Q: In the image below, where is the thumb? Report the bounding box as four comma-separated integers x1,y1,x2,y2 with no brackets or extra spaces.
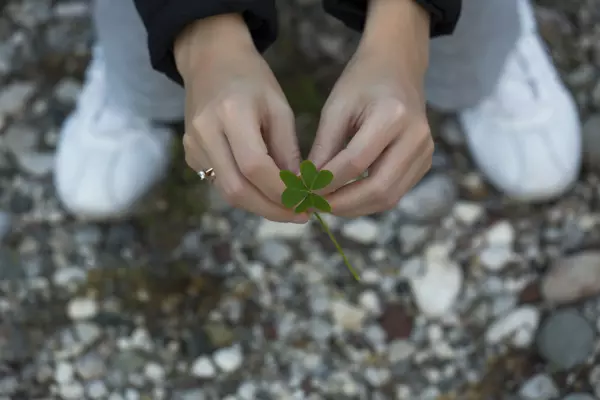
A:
265,96,302,173
308,103,352,169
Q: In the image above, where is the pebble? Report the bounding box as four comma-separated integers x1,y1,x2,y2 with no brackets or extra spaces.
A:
479,246,514,272
86,381,108,399
397,224,429,254
144,362,165,383
485,306,540,347
388,340,416,363
453,201,484,225
485,221,515,246
519,374,559,400
257,240,292,267
542,251,600,304
397,174,457,222
213,345,243,373
191,356,216,378
536,309,595,370
341,218,379,244
0,81,35,117
562,394,597,400
409,244,463,317
358,290,381,316
67,298,98,320
59,382,85,400
256,220,309,240
330,299,366,331
55,361,74,384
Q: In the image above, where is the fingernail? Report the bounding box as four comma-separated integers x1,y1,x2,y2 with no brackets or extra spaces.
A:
293,214,309,224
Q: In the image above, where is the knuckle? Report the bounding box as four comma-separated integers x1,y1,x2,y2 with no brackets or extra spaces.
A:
372,182,393,208
182,132,194,150
347,155,369,177
218,95,247,117
382,99,407,122
238,156,264,178
221,179,246,205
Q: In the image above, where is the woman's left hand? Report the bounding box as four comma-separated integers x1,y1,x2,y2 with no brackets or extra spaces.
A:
308,0,435,218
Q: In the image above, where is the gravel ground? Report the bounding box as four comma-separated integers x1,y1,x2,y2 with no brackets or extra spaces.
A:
2,0,600,399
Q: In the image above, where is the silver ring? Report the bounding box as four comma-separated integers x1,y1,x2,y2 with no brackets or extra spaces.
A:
198,167,215,182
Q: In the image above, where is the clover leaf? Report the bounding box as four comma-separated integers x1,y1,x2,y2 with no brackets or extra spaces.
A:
280,160,360,281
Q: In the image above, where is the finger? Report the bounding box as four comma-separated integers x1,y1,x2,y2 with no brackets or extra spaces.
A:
318,105,406,195
325,126,433,217
191,117,308,223
217,100,287,204
308,101,353,169
263,95,302,173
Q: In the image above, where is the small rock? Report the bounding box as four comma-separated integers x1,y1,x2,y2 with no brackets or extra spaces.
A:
562,394,596,400
519,374,559,400
542,251,600,304
144,362,165,383
358,290,381,316
257,240,292,267
485,221,515,246
330,299,366,332
537,309,595,370
0,82,35,117
453,202,484,225
15,152,55,176
59,381,85,400
341,218,379,244
67,298,98,320
87,381,108,399
213,345,243,373
191,356,216,378
256,220,309,240
409,244,463,317
479,246,514,272
397,224,429,254
378,303,414,340
364,367,391,387
485,306,540,347
397,174,457,222
388,340,416,363
55,361,74,384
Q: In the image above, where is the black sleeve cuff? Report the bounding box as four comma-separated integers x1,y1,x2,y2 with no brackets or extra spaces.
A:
322,0,461,37
134,0,278,85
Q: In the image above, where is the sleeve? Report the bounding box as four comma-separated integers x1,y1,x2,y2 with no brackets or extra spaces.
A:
133,0,278,85
322,0,462,37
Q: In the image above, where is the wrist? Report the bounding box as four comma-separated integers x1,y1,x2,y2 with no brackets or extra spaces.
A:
174,13,255,80
360,0,431,74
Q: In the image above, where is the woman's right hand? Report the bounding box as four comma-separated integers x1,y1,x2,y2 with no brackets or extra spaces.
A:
175,14,308,223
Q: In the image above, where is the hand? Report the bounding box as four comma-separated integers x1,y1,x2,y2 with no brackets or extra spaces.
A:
308,0,434,218
175,14,308,223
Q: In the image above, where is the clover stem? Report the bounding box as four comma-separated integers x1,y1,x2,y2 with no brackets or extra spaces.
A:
314,212,360,281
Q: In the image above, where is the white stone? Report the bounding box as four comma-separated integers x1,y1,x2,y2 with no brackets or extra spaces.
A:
453,202,484,225
59,382,85,400
87,381,108,399
485,221,515,246
409,245,463,318
479,246,514,271
485,306,541,347
388,340,416,363
330,299,366,331
55,361,74,384
358,291,381,316
144,363,165,383
256,220,309,240
191,357,216,378
67,297,98,320
213,345,243,373
341,218,379,244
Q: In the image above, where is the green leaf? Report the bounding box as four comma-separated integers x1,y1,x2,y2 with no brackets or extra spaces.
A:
300,160,318,188
294,196,312,213
311,170,334,190
310,194,331,212
279,170,306,190
281,188,308,208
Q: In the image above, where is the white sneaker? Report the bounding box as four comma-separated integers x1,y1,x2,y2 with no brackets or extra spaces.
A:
54,49,173,219
459,0,581,201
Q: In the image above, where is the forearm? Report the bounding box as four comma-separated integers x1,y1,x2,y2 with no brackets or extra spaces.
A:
174,14,255,80
360,0,431,75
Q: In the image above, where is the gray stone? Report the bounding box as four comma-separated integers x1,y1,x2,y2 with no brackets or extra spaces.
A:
397,174,457,222
536,309,595,370
519,374,559,400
